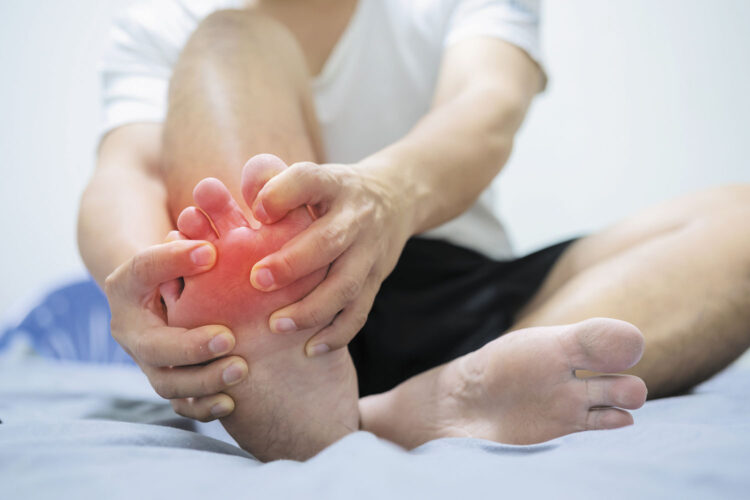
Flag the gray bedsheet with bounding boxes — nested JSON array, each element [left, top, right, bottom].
[[1, 345, 749, 499]]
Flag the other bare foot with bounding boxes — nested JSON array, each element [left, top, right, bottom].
[[360, 318, 647, 447]]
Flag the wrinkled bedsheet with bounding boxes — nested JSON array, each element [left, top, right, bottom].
[[1, 279, 749, 499]]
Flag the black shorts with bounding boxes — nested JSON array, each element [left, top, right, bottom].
[[349, 236, 577, 397]]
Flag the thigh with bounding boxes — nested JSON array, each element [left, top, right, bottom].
[[517, 184, 750, 321]]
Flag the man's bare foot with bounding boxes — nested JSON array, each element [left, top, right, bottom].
[[360, 318, 647, 447], [165, 154, 359, 461]]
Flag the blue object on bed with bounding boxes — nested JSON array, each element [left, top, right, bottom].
[[0, 277, 133, 365], [1, 278, 749, 499]]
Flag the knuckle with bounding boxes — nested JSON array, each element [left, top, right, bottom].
[[303, 306, 327, 328], [130, 251, 157, 283], [276, 252, 300, 281], [292, 161, 318, 176], [198, 372, 213, 395], [132, 334, 152, 363], [296, 162, 334, 189], [319, 224, 346, 252], [335, 275, 362, 305]]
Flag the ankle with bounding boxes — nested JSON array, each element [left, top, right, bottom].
[[359, 391, 398, 438]]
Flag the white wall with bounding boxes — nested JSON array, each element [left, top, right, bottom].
[[0, 0, 134, 320], [0, 0, 748, 319], [499, 0, 750, 253]]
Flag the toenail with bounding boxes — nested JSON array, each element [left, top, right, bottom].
[[272, 318, 297, 333], [222, 364, 246, 385], [210, 402, 232, 418], [190, 245, 215, 266], [254, 268, 275, 289], [208, 333, 232, 354], [307, 343, 331, 357]]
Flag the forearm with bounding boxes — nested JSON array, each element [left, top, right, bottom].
[[360, 89, 524, 235], [360, 40, 541, 236], [78, 165, 172, 287]]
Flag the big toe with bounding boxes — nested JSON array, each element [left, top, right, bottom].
[[564, 318, 645, 373], [193, 178, 249, 237]]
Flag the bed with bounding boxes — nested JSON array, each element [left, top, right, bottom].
[[1, 277, 748, 499]]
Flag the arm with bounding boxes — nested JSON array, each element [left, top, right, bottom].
[[364, 38, 542, 234], [78, 123, 248, 420], [244, 38, 543, 353], [79, 124, 172, 284]]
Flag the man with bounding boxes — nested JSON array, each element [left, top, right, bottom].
[[78, 0, 750, 461]]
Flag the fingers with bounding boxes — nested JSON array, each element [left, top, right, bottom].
[[147, 355, 248, 400], [251, 214, 355, 291], [109, 240, 216, 298], [171, 394, 236, 422], [268, 245, 370, 331], [250, 161, 338, 224], [127, 324, 236, 367], [584, 375, 648, 410], [303, 279, 378, 356]]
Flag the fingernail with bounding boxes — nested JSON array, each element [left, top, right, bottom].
[[307, 343, 331, 357], [272, 318, 297, 333], [210, 402, 231, 418], [222, 363, 246, 385], [253, 268, 275, 289], [254, 201, 269, 223], [208, 332, 232, 354], [191, 245, 214, 266]]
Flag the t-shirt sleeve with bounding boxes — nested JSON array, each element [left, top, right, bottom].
[[445, 0, 545, 81], [99, 5, 177, 140]]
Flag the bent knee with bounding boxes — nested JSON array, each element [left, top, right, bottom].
[[191, 9, 302, 59]]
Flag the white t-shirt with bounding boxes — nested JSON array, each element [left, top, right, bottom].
[[101, 0, 543, 259]]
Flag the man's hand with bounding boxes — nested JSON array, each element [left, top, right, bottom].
[[244, 162, 412, 356], [104, 239, 248, 421]]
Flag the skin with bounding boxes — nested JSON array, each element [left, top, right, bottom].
[[166, 165, 358, 462], [510, 185, 750, 398], [78, 1, 749, 456], [247, 34, 541, 356], [80, 123, 247, 418], [78, 4, 541, 421]]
